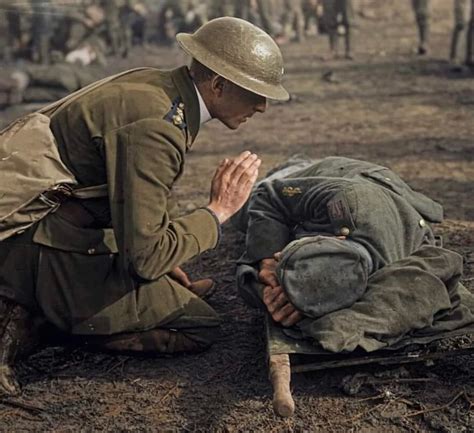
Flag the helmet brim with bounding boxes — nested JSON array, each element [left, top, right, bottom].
[[176, 33, 290, 102]]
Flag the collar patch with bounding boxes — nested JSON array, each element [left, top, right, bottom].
[[164, 97, 187, 130]]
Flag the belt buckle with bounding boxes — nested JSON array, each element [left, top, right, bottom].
[[39, 184, 73, 208]]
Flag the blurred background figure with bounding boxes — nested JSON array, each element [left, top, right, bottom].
[[7, 61, 102, 105], [117, 0, 148, 54], [156, 0, 209, 46], [0, 0, 29, 63], [1, 0, 471, 101], [468, 0, 474, 65], [101, 0, 125, 56], [280, 0, 305, 42], [235, 0, 277, 38], [302, 0, 321, 36], [31, 0, 53, 64], [411, 0, 430, 55], [51, 1, 107, 64], [320, 0, 354, 59], [156, 0, 186, 45], [183, 0, 208, 32], [208, 0, 235, 19], [450, 0, 473, 65], [451, 0, 468, 63]]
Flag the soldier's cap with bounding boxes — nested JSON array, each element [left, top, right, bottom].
[[176, 17, 289, 101], [277, 236, 373, 318]]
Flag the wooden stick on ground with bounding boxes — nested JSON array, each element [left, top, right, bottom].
[[269, 353, 295, 417]]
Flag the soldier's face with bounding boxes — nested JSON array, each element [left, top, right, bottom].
[[212, 79, 267, 130]]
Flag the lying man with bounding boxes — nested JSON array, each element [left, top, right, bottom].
[[236, 156, 474, 352]]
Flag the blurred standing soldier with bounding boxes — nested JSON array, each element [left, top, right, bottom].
[[182, 0, 208, 33], [302, 0, 320, 35], [30, 0, 54, 64], [281, 0, 305, 42], [254, 0, 276, 37], [0, 0, 26, 62], [321, 0, 354, 59], [101, 0, 127, 56], [156, 0, 186, 44], [450, 0, 469, 63], [0, 17, 289, 396], [118, 0, 144, 55], [100, 0, 140, 57], [411, 0, 430, 55], [235, 0, 276, 37], [466, 0, 474, 65]]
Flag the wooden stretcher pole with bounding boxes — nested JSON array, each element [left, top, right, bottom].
[[269, 353, 295, 417]]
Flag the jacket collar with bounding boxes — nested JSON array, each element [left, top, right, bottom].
[[171, 66, 201, 147]]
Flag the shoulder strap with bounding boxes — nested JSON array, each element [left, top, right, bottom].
[[38, 67, 153, 116], [36, 68, 156, 199]]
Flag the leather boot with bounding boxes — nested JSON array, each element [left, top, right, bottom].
[[83, 328, 205, 354], [0, 298, 42, 396]]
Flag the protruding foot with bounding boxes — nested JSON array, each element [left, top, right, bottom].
[[0, 365, 20, 396]]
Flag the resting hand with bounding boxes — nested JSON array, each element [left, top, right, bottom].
[[207, 151, 261, 224], [258, 257, 280, 288], [263, 285, 304, 327], [169, 266, 192, 288]]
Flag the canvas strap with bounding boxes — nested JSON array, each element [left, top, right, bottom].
[[38, 67, 154, 199], [38, 67, 151, 116]]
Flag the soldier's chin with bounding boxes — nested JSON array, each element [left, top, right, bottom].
[[235, 117, 249, 128], [222, 118, 243, 130]]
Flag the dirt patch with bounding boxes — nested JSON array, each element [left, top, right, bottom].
[[1, 1, 473, 431]]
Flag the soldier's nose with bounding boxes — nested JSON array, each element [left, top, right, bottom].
[[255, 97, 267, 113]]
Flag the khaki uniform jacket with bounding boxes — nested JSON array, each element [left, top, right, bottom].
[[41, 66, 219, 280], [0, 67, 220, 334]]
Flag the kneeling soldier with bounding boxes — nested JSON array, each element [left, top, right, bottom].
[[0, 17, 289, 395]]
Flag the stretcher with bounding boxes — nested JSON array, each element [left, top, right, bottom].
[[266, 315, 474, 417]]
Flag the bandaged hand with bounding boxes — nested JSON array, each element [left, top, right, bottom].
[[263, 285, 303, 327]]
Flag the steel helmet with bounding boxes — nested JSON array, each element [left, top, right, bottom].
[[176, 17, 289, 101]]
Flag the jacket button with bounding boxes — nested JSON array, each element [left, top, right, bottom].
[[88, 248, 96, 254], [340, 227, 350, 236], [419, 219, 426, 228]]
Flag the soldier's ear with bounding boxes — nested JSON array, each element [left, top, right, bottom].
[[210, 75, 226, 97]]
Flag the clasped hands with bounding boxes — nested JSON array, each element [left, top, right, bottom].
[[205, 151, 302, 326], [207, 151, 261, 224], [259, 256, 303, 327]]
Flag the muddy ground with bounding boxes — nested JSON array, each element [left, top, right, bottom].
[[1, 1, 474, 431]]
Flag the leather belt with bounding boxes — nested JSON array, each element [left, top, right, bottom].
[[55, 199, 95, 227]]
